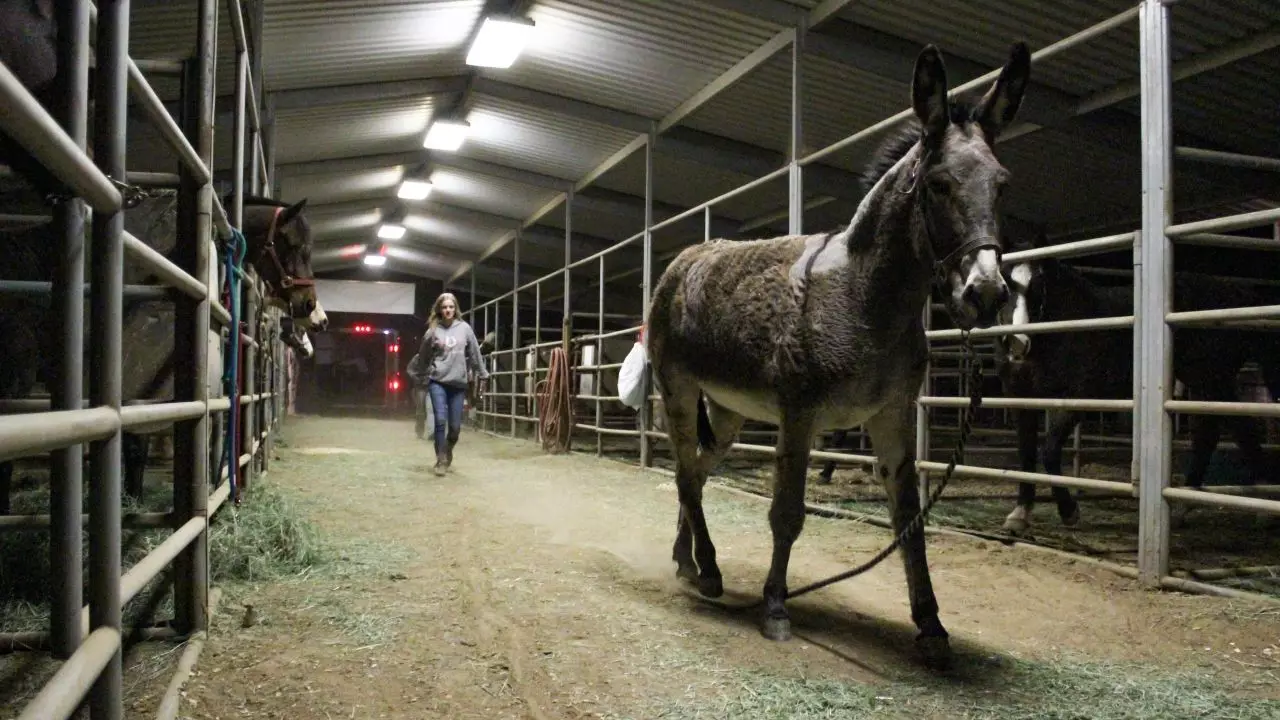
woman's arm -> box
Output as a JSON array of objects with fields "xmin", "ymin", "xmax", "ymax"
[{"xmin": 465, "ymin": 326, "xmax": 489, "ymax": 380}]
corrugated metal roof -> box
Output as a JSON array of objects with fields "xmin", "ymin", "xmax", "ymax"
[
  {"xmin": 402, "ymin": 203, "xmax": 514, "ymax": 255},
  {"xmin": 280, "ymin": 168, "xmax": 406, "ymax": 208},
  {"xmin": 426, "ymin": 166, "xmax": 562, "ymax": 222},
  {"xmin": 460, "ymin": 93, "xmax": 638, "ymax": 180},
  {"xmin": 489, "ymin": 0, "xmax": 783, "ymax": 118},
  {"xmin": 262, "ymin": 0, "xmax": 480, "ymax": 91},
  {"xmin": 273, "ymin": 95, "xmax": 437, "ymax": 165}
]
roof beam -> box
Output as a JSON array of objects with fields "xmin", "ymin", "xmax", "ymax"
[
  {"xmin": 471, "ymin": 78, "xmax": 652, "ymax": 134},
  {"xmin": 271, "ymin": 75, "xmax": 469, "ymax": 111}
]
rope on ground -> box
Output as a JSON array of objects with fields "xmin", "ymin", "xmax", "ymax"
[{"xmin": 535, "ymin": 346, "xmax": 574, "ymax": 453}]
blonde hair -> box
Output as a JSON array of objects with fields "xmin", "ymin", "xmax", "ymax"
[{"xmin": 427, "ymin": 292, "xmax": 461, "ymax": 333}]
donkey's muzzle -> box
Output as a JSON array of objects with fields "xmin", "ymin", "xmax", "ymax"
[{"xmin": 962, "ymin": 277, "xmax": 1009, "ymax": 328}]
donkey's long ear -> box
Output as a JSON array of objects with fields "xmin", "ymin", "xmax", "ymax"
[
  {"xmin": 279, "ymin": 197, "xmax": 309, "ymax": 225},
  {"xmin": 912, "ymin": 45, "xmax": 949, "ymax": 143},
  {"xmin": 977, "ymin": 41, "xmax": 1031, "ymax": 140}
]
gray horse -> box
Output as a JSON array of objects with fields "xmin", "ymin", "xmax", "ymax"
[{"xmin": 645, "ymin": 41, "xmax": 1030, "ymax": 670}]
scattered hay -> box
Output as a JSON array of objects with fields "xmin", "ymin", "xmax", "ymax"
[
  {"xmin": 647, "ymin": 651, "xmax": 1280, "ymax": 720},
  {"xmin": 292, "ymin": 446, "xmax": 375, "ymax": 455},
  {"xmin": 208, "ymin": 480, "xmax": 328, "ymax": 584}
]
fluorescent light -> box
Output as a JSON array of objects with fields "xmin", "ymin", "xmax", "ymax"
[
  {"xmin": 363, "ymin": 254, "xmax": 387, "ymax": 267},
  {"xmin": 377, "ymin": 223, "xmax": 406, "ymax": 240},
  {"xmin": 423, "ymin": 119, "xmax": 470, "ymax": 151},
  {"xmin": 466, "ymin": 16, "xmax": 535, "ymax": 68},
  {"xmin": 398, "ymin": 179, "xmax": 432, "ymax": 200}
]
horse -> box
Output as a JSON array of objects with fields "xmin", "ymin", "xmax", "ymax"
[
  {"xmin": 644, "ymin": 41, "xmax": 1031, "ymax": 670},
  {"xmin": 0, "ymin": 0, "xmax": 66, "ymax": 198},
  {"xmin": 0, "ymin": 192, "xmax": 321, "ymax": 510},
  {"xmin": 993, "ymin": 246, "xmax": 1280, "ymax": 535}
]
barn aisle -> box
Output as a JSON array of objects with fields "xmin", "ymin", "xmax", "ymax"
[{"xmin": 145, "ymin": 415, "xmax": 1280, "ymax": 719}]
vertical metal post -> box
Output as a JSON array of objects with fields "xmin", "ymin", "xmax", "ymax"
[
  {"xmin": 639, "ymin": 128, "xmax": 655, "ymax": 467},
  {"xmin": 174, "ymin": 0, "xmax": 216, "ymax": 637},
  {"xmin": 243, "ymin": 272, "xmax": 259, "ymax": 490},
  {"xmin": 534, "ymin": 281, "xmax": 542, "ymax": 438},
  {"xmin": 511, "ymin": 237, "xmax": 520, "ymax": 437},
  {"xmin": 263, "ymin": 93, "xmax": 276, "ymax": 198},
  {"xmin": 1131, "ymin": 231, "xmax": 1143, "ymax": 486},
  {"xmin": 915, "ymin": 305, "xmax": 931, "ymax": 502},
  {"xmin": 704, "ymin": 206, "xmax": 711, "ymax": 243},
  {"xmin": 248, "ymin": 0, "xmax": 264, "ymax": 195},
  {"xmin": 470, "ymin": 270, "xmax": 477, "ymax": 331},
  {"xmin": 789, "ymin": 14, "xmax": 805, "ymax": 236},
  {"xmin": 232, "ymin": 45, "xmax": 247, "ymax": 225},
  {"xmin": 1072, "ymin": 423, "xmax": 1082, "ymax": 477},
  {"xmin": 597, "ymin": 254, "xmax": 604, "ymax": 456},
  {"xmin": 49, "ymin": 0, "xmax": 90, "ymax": 661},
  {"xmin": 89, "ymin": 1, "xmax": 128, "ymax": 715},
  {"xmin": 564, "ymin": 190, "xmax": 573, "ymax": 358},
  {"xmin": 1136, "ymin": 0, "xmax": 1174, "ymax": 587}
]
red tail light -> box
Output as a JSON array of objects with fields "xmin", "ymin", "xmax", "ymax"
[
  {"xmin": 389, "ymin": 377, "xmax": 401, "ymax": 391},
  {"xmin": 389, "ymin": 343, "xmax": 399, "ymax": 353}
]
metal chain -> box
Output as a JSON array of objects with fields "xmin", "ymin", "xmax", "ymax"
[
  {"xmin": 43, "ymin": 176, "xmax": 175, "ymax": 209},
  {"xmin": 783, "ymin": 332, "xmax": 984, "ymax": 600}
]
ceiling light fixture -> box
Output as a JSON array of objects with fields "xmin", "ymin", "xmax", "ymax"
[
  {"xmin": 423, "ymin": 119, "xmax": 470, "ymax": 151},
  {"xmin": 362, "ymin": 253, "xmax": 387, "ymax": 267},
  {"xmin": 377, "ymin": 223, "xmax": 406, "ymax": 240},
  {"xmin": 397, "ymin": 178, "xmax": 433, "ymax": 200},
  {"xmin": 466, "ymin": 15, "xmax": 536, "ymax": 69}
]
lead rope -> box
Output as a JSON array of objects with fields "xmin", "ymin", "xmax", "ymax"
[
  {"xmin": 689, "ymin": 332, "xmax": 984, "ymax": 610},
  {"xmin": 783, "ymin": 332, "xmax": 983, "ymax": 600}
]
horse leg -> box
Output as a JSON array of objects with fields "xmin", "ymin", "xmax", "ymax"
[
  {"xmin": 1002, "ymin": 409, "xmax": 1039, "ymax": 534},
  {"xmin": 659, "ymin": 381, "xmax": 724, "ymax": 597},
  {"xmin": 1185, "ymin": 413, "xmax": 1221, "ymax": 489},
  {"xmin": 123, "ymin": 432, "xmax": 149, "ymax": 503},
  {"xmin": 867, "ymin": 400, "xmax": 949, "ymax": 668},
  {"xmin": 1226, "ymin": 413, "xmax": 1267, "ymax": 487},
  {"xmin": 760, "ymin": 407, "xmax": 816, "ymax": 642},
  {"xmin": 1040, "ymin": 410, "xmax": 1081, "ymax": 527},
  {"xmin": 817, "ymin": 427, "xmax": 847, "ymax": 484}
]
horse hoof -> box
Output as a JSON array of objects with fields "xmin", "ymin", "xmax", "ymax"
[
  {"xmin": 762, "ymin": 615, "xmax": 791, "ymax": 642},
  {"xmin": 1001, "ymin": 516, "xmax": 1029, "ymax": 535},
  {"xmin": 1061, "ymin": 508, "xmax": 1081, "ymax": 527},
  {"xmin": 698, "ymin": 575, "xmax": 724, "ymax": 598},
  {"xmin": 916, "ymin": 634, "xmax": 952, "ymax": 671}
]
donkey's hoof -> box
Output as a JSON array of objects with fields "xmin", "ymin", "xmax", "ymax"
[
  {"xmin": 816, "ymin": 474, "xmax": 833, "ymax": 485},
  {"xmin": 916, "ymin": 633, "xmax": 952, "ymax": 671},
  {"xmin": 698, "ymin": 575, "xmax": 724, "ymax": 598},
  {"xmin": 675, "ymin": 563, "xmax": 699, "ymax": 584},
  {"xmin": 762, "ymin": 615, "xmax": 792, "ymax": 642}
]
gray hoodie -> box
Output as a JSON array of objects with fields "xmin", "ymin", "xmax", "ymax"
[{"xmin": 418, "ymin": 319, "xmax": 488, "ymax": 389}]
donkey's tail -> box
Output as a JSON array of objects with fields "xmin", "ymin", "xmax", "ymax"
[{"xmin": 696, "ymin": 394, "xmax": 716, "ymax": 451}]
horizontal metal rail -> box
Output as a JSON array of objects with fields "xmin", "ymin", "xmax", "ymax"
[
  {"xmin": 1175, "ymin": 233, "xmax": 1280, "ymax": 251},
  {"xmin": 574, "ymin": 326, "xmax": 642, "ymax": 343},
  {"xmin": 15, "ymin": 627, "xmax": 121, "ymax": 720},
  {"xmin": 919, "ymin": 396, "xmax": 1134, "ymax": 412},
  {"xmin": 120, "ymin": 400, "xmax": 206, "ymax": 429},
  {"xmin": 1164, "ymin": 400, "xmax": 1280, "ymax": 418},
  {"xmin": 123, "ymin": 231, "xmax": 208, "ymax": 299},
  {"xmin": 1166, "ymin": 206, "xmax": 1280, "ymax": 238},
  {"xmin": 1002, "ymin": 232, "xmax": 1135, "ymax": 264},
  {"xmin": 0, "ymin": 408, "xmax": 119, "ymax": 462},
  {"xmin": 0, "ymin": 280, "xmax": 171, "ymax": 301},
  {"xmin": 926, "ymin": 314, "xmax": 1133, "ymax": 341},
  {"xmin": 1163, "ymin": 487, "xmax": 1280, "ymax": 516},
  {"xmin": 647, "ymin": 166, "xmax": 791, "ymax": 236},
  {"xmin": 125, "ymin": 59, "xmax": 210, "ymax": 185},
  {"xmin": 565, "ymin": 231, "xmax": 644, "ymax": 271},
  {"xmin": 915, "ymin": 461, "xmax": 1135, "ymax": 495},
  {"xmin": 1165, "ymin": 305, "xmax": 1280, "ymax": 326},
  {"xmin": 0, "ymin": 59, "xmax": 122, "ymax": 213}
]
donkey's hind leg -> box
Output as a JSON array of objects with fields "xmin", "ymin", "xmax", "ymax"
[
  {"xmin": 761, "ymin": 407, "xmax": 816, "ymax": 642},
  {"xmin": 672, "ymin": 396, "xmax": 745, "ymax": 588},
  {"xmin": 659, "ymin": 380, "xmax": 727, "ymax": 598},
  {"xmin": 867, "ymin": 400, "xmax": 950, "ymax": 670}
]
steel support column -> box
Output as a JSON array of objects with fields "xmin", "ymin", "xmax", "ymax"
[
  {"xmin": 89, "ymin": 1, "xmax": 128, "ymax": 715},
  {"xmin": 49, "ymin": 0, "xmax": 91, "ymax": 662},
  {"xmin": 789, "ymin": 12, "xmax": 805, "ymax": 236},
  {"xmin": 511, "ymin": 235, "xmax": 520, "ymax": 437},
  {"xmin": 640, "ymin": 128, "xmax": 655, "ymax": 467},
  {"xmin": 1136, "ymin": 0, "xmax": 1174, "ymax": 586},
  {"xmin": 232, "ymin": 45, "xmax": 247, "ymax": 225}
]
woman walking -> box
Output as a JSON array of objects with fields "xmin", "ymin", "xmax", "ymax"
[{"xmin": 417, "ymin": 292, "xmax": 488, "ymax": 475}]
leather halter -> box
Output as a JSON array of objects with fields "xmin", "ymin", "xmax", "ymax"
[
  {"xmin": 255, "ymin": 206, "xmax": 314, "ymax": 293},
  {"xmin": 903, "ymin": 153, "xmax": 1003, "ymax": 285}
]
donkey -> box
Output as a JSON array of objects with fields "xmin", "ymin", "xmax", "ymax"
[
  {"xmin": 0, "ymin": 0, "xmax": 64, "ymax": 198},
  {"xmin": 994, "ymin": 248, "xmax": 1280, "ymax": 534},
  {"xmin": 645, "ymin": 42, "xmax": 1031, "ymax": 669}
]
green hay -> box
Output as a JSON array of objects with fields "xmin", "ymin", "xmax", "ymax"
[
  {"xmin": 645, "ymin": 652, "xmax": 1280, "ymax": 720},
  {"xmin": 207, "ymin": 480, "xmax": 329, "ymax": 584}
]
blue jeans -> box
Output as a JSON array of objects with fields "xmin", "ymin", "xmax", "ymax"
[{"xmin": 427, "ymin": 380, "xmax": 466, "ymax": 458}]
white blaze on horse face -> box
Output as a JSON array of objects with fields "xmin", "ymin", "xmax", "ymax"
[{"xmin": 1006, "ymin": 263, "xmax": 1032, "ymax": 360}]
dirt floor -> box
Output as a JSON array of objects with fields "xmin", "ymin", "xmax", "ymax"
[{"xmin": 91, "ymin": 415, "xmax": 1280, "ymax": 718}]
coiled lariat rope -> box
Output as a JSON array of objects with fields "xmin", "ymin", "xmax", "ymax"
[
  {"xmin": 689, "ymin": 332, "xmax": 985, "ymax": 610},
  {"xmin": 535, "ymin": 346, "xmax": 575, "ymax": 454}
]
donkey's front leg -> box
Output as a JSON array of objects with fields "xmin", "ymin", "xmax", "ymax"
[
  {"xmin": 867, "ymin": 401, "xmax": 950, "ymax": 670},
  {"xmin": 762, "ymin": 409, "xmax": 816, "ymax": 641}
]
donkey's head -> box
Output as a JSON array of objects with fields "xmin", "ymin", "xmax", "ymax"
[
  {"xmin": 911, "ymin": 42, "xmax": 1030, "ymax": 330},
  {"xmin": 241, "ymin": 197, "xmax": 317, "ymax": 319}
]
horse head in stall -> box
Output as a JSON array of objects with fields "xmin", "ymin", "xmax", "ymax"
[{"xmin": 235, "ymin": 195, "xmax": 324, "ymax": 327}]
